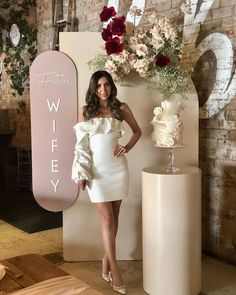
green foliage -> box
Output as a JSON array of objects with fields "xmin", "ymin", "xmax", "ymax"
[
  {"xmin": 0, "ymin": 1, "xmax": 10, "ymax": 9},
  {"xmin": 88, "ymin": 54, "xmax": 108, "ymax": 73},
  {"xmin": 1, "ymin": 0, "xmax": 37, "ymax": 98},
  {"xmin": 17, "ymin": 99, "xmax": 27, "ymax": 114}
]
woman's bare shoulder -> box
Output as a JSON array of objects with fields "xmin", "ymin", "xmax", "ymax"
[
  {"xmin": 120, "ymin": 102, "xmax": 129, "ymax": 111},
  {"xmin": 120, "ymin": 102, "xmax": 132, "ymax": 113}
]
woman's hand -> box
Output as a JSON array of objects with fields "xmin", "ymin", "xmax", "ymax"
[
  {"xmin": 113, "ymin": 144, "xmax": 127, "ymax": 157},
  {"xmin": 78, "ymin": 179, "xmax": 87, "ymax": 190}
]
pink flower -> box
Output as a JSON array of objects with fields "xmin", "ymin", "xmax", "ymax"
[
  {"xmin": 105, "ymin": 37, "xmax": 124, "ymax": 55},
  {"xmin": 109, "ymin": 16, "xmax": 126, "ymax": 36},
  {"xmin": 155, "ymin": 54, "xmax": 170, "ymax": 67},
  {"xmin": 101, "ymin": 28, "xmax": 113, "ymax": 41},
  {"xmin": 100, "ymin": 6, "xmax": 116, "ymax": 22}
]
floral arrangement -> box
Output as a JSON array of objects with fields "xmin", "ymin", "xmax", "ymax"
[{"xmin": 88, "ymin": 4, "xmax": 192, "ymax": 99}]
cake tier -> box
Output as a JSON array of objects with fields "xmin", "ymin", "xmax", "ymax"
[{"xmin": 151, "ymin": 117, "xmax": 183, "ymax": 147}]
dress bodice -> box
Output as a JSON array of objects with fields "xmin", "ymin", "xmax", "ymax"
[{"xmin": 73, "ymin": 117, "xmax": 125, "ymax": 143}]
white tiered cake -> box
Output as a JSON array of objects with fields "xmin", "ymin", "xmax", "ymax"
[{"xmin": 151, "ymin": 96, "xmax": 185, "ymax": 147}]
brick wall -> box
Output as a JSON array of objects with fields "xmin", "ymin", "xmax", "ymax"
[{"xmin": 188, "ymin": 0, "xmax": 236, "ymax": 263}]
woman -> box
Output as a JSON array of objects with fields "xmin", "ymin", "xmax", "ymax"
[{"xmin": 72, "ymin": 70, "xmax": 141, "ymax": 294}]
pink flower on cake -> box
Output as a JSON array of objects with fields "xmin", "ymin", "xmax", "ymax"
[
  {"xmin": 161, "ymin": 100, "xmax": 170, "ymax": 109},
  {"xmin": 153, "ymin": 107, "xmax": 163, "ymax": 116}
]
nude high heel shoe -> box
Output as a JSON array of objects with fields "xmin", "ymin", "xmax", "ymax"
[
  {"xmin": 102, "ymin": 259, "xmax": 110, "ymax": 282},
  {"xmin": 109, "ymin": 272, "xmax": 127, "ymax": 294},
  {"xmin": 112, "ymin": 284, "xmax": 127, "ymax": 294},
  {"xmin": 102, "ymin": 272, "xmax": 110, "ymax": 282}
]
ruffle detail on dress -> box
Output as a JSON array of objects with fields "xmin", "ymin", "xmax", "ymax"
[
  {"xmin": 71, "ymin": 132, "xmax": 92, "ymax": 183},
  {"xmin": 73, "ymin": 117, "xmax": 124, "ymax": 143}
]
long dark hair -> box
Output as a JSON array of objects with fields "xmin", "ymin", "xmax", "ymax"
[{"xmin": 83, "ymin": 70, "xmax": 123, "ymax": 120}]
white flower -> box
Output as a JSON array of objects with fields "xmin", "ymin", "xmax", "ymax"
[
  {"xmin": 153, "ymin": 107, "xmax": 162, "ymax": 116},
  {"xmin": 150, "ymin": 25, "xmax": 165, "ymax": 49},
  {"xmin": 112, "ymin": 74, "xmax": 120, "ymax": 83},
  {"xmin": 136, "ymin": 44, "xmax": 148, "ymax": 57},
  {"xmin": 164, "ymin": 27, "xmax": 177, "ymax": 40},
  {"xmin": 111, "ymin": 49, "xmax": 129, "ymax": 63},
  {"xmin": 161, "ymin": 100, "xmax": 170, "ymax": 109},
  {"xmin": 105, "ymin": 59, "xmax": 117, "ymax": 72},
  {"xmin": 133, "ymin": 59, "xmax": 149, "ymax": 77},
  {"xmin": 129, "ymin": 36, "xmax": 139, "ymax": 51},
  {"xmin": 128, "ymin": 53, "xmax": 137, "ymax": 66},
  {"xmin": 122, "ymin": 64, "xmax": 131, "ymax": 75},
  {"xmin": 153, "ymin": 17, "xmax": 177, "ymax": 41},
  {"xmin": 121, "ymin": 49, "xmax": 129, "ymax": 59},
  {"xmin": 133, "ymin": 58, "xmax": 149, "ymax": 69},
  {"xmin": 137, "ymin": 68, "xmax": 148, "ymax": 78},
  {"xmin": 111, "ymin": 54, "xmax": 122, "ymax": 62},
  {"xmin": 134, "ymin": 29, "xmax": 145, "ymax": 40},
  {"xmin": 152, "ymin": 38, "xmax": 165, "ymax": 50},
  {"xmin": 150, "ymin": 25, "xmax": 161, "ymax": 40}
]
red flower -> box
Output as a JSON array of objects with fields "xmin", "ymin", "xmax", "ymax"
[
  {"xmin": 101, "ymin": 28, "xmax": 113, "ymax": 41},
  {"xmin": 100, "ymin": 6, "xmax": 116, "ymax": 22},
  {"xmin": 109, "ymin": 16, "xmax": 126, "ymax": 36},
  {"xmin": 105, "ymin": 37, "xmax": 124, "ymax": 55},
  {"xmin": 155, "ymin": 54, "xmax": 171, "ymax": 67}
]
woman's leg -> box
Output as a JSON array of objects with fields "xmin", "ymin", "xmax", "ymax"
[
  {"xmin": 96, "ymin": 201, "xmax": 123, "ymax": 286},
  {"xmin": 102, "ymin": 200, "xmax": 122, "ymax": 274}
]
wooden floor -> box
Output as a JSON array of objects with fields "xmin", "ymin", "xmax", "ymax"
[
  {"xmin": 1, "ymin": 220, "xmax": 236, "ymax": 294},
  {"xmin": 0, "ymin": 254, "xmax": 67, "ymax": 293}
]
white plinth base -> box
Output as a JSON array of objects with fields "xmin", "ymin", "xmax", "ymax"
[{"xmin": 142, "ymin": 166, "xmax": 201, "ymax": 295}]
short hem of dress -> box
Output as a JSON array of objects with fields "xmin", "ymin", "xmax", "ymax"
[{"xmin": 90, "ymin": 196, "xmax": 128, "ymax": 203}]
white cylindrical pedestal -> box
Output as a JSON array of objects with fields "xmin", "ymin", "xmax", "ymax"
[{"xmin": 142, "ymin": 166, "xmax": 201, "ymax": 295}]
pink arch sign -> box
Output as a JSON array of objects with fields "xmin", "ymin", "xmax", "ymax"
[{"xmin": 30, "ymin": 51, "xmax": 78, "ymax": 211}]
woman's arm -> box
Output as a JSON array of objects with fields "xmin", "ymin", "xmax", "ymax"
[{"xmin": 113, "ymin": 103, "xmax": 142, "ymax": 157}]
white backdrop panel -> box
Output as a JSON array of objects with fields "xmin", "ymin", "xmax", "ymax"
[{"xmin": 60, "ymin": 32, "xmax": 199, "ymax": 261}]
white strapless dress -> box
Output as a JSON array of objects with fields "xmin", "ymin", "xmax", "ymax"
[{"xmin": 72, "ymin": 117, "xmax": 129, "ymax": 203}]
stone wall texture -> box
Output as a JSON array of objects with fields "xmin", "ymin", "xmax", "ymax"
[{"xmin": 1, "ymin": 0, "xmax": 236, "ymax": 263}]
